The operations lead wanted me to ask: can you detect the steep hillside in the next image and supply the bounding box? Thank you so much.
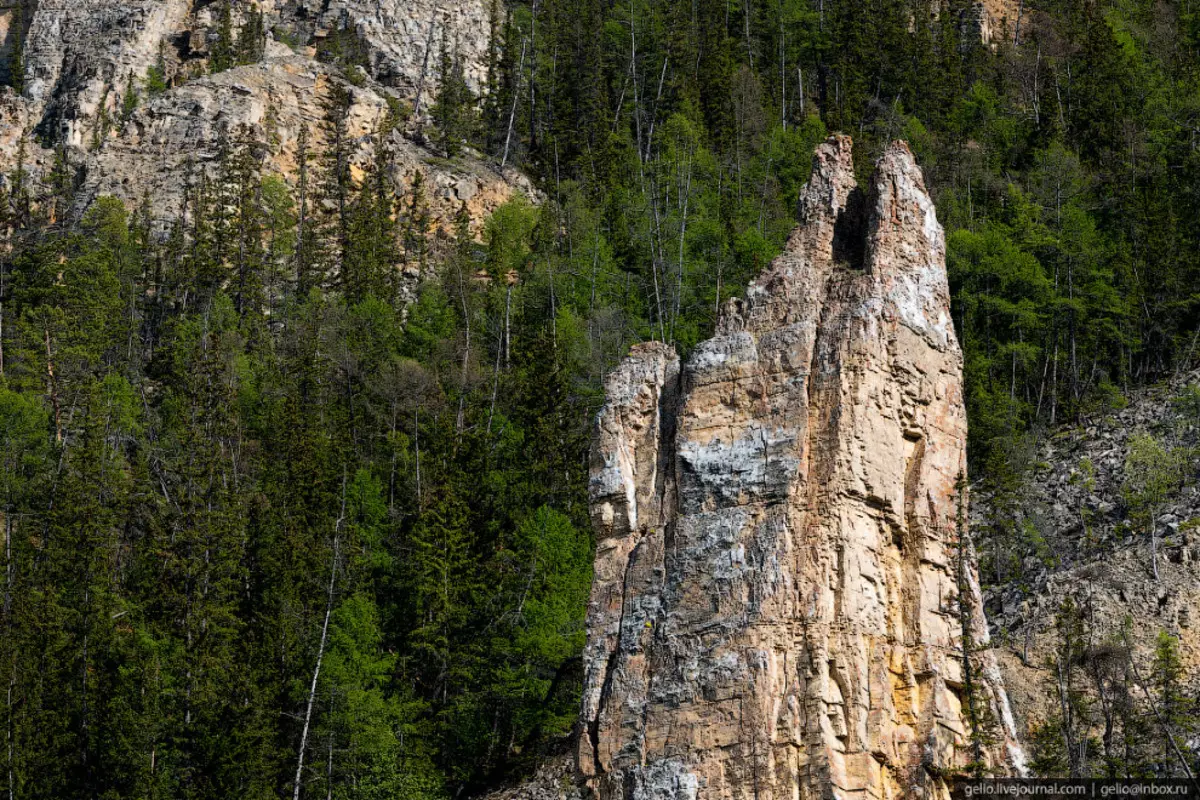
[978,373,1200,772]
[2,0,1200,797]
[0,0,528,243]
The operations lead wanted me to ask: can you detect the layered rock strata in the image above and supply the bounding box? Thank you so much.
[579,136,1023,800]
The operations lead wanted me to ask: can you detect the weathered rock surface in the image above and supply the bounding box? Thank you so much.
[0,0,517,243]
[973,0,1022,45]
[283,0,493,103]
[481,753,583,800]
[12,0,491,139]
[931,0,1021,46]
[977,371,1200,741]
[76,56,531,236]
[21,0,192,148]
[579,136,1024,800]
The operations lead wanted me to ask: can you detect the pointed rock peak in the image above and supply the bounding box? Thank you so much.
[800,133,858,224]
[579,135,1023,800]
[866,139,954,349]
[736,135,948,337]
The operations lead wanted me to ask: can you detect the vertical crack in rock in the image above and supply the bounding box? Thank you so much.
[580,136,1024,799]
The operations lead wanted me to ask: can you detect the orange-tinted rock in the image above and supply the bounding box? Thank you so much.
[579,136,1024,800]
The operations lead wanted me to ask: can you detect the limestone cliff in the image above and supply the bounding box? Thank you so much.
[578,136,1024,800]
[0,0,523,244]
[930,0,1022,46]
[75,56,531,237]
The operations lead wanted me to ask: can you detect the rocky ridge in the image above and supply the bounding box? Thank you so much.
[0,0,523,246]
[575,136,1023,800]
[75,55,531,237]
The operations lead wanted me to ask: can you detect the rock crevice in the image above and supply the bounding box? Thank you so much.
[580,136,1023,800]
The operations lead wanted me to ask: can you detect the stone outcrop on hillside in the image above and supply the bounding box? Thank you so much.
[973,0,1022,45]
[931,0,1022,46]
[0,0,519,245]
[21,0,193,148]
[977,372,1200,740]
[75,56,531,237]
[578,136,1024,800]
[285,0,493,103]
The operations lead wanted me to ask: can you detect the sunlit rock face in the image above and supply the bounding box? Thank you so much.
[0,0,523,255]
[579,135,1024,800]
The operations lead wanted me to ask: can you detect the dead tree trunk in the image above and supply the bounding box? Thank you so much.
[292,479,347,800]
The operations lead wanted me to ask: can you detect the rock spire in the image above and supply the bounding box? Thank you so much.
[579,135,1024,800]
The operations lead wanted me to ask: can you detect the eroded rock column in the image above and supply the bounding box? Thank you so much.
[578,136,1023,800]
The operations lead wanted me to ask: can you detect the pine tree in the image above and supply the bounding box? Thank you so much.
[210,0,235,74]
[432,45,476,158]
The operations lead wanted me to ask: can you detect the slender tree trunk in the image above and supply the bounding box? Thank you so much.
[645,56,669,164]
[296,127,310,291]
[45,327,61,443]
[527,0,539,155]
[1123,632,1197,784]
[4,513,12,800]
[501,38,528,171]
[486,285,511,435]
[1057,656,1078,778]
[504,279,513,370]
[0,262,5,378]
[629,4,646,181]
[293,480,346,800]
[414,408,422,510]
[1150,513,1159,581]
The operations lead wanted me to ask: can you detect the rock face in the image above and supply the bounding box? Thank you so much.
[0,0,518,243]
[291,0,493,103]
[579,136,1024,800]
[76,56,532,236]
[21,0,192,148]
[973,0,1022,45]
[14,0,492,140]
[930,0,1021,46]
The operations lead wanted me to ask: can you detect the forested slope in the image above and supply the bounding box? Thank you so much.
[0,0,1199,797]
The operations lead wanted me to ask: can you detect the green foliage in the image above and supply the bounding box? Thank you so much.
[145,64,168,95]
[431,46,478,157]
[1123,434,1182,520]
[7,0,1200,793]
[5,0,25,93]
[210,1,264,74]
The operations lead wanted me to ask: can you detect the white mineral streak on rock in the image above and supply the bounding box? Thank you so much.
[580,136,1024,800]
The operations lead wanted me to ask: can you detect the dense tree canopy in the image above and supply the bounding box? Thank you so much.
[1,0,1200,795]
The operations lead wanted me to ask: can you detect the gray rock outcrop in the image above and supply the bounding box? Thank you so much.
[579,136,1025,800]
[75,56,532,236]
[0,0,520,244]
[977,370,1200,742]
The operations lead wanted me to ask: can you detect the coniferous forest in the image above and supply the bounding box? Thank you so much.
[2,0,1200,797]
